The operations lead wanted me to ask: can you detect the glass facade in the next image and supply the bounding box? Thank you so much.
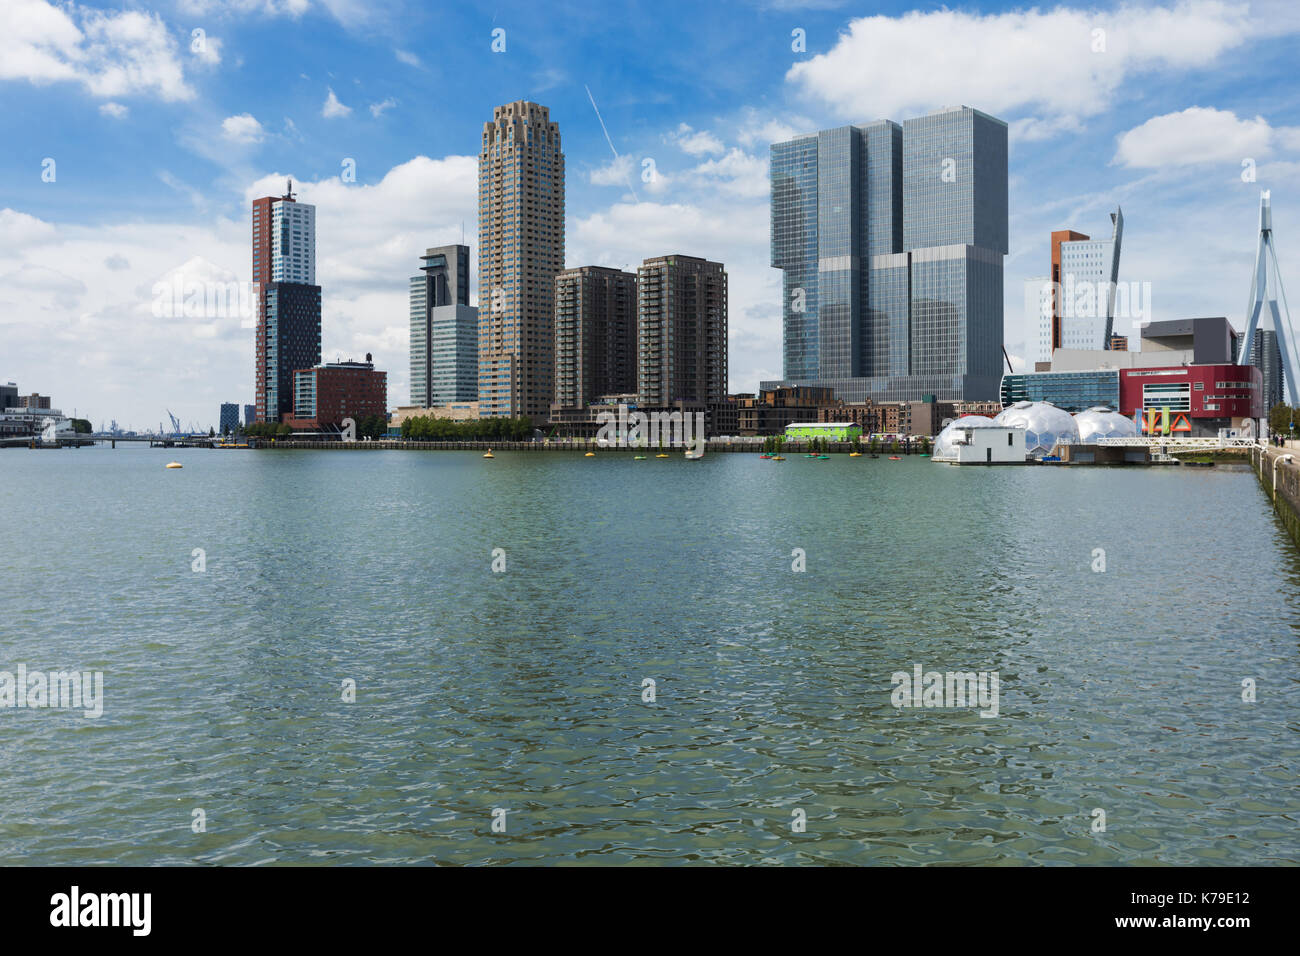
[410,245,475,407]
[865,253,910,377]
[1251,328,1283,412]
[262,283,321,421]
[409,274,428,405]
[902,108,1007,255]
[770,106,1006,403]
[999,369,1120,412]
[771,135,820,380]
[816,127,860,379]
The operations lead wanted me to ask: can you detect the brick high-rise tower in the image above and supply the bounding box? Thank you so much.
[478,101,565,422]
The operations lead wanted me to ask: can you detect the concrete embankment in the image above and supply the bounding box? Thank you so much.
[1252,445,1300,549]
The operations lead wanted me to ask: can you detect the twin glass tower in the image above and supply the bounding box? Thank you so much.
[768,106,1008,403]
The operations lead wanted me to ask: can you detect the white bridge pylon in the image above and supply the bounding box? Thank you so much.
[1239,190,1299,406]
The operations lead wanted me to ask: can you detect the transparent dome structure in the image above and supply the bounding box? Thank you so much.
[993,401,1079,456]
[932,415,995,461]
[1074,406,1137,443]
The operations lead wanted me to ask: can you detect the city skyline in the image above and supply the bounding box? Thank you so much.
[4,0,1300,428]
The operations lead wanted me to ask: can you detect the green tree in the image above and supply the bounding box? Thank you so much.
[70,418,92,434]
[1269,403,1294,438]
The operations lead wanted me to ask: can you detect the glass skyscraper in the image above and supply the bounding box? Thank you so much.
[767,106,1007,403]
[410,245,477,407]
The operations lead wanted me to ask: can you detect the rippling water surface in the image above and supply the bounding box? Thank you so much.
[1,445,1297,865]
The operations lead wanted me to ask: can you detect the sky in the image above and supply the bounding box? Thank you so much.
[2,0,1300,430]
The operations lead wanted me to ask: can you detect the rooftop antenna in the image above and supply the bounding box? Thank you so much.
[285,178,296,201]
[1239,190,1298,405]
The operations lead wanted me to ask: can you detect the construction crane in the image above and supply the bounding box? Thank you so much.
[166,410,182,436]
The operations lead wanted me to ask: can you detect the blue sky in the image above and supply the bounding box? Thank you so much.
[3,0,1300,429]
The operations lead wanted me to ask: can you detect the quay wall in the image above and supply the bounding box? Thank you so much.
[1252,445,1300,549]
[253,439,931,455]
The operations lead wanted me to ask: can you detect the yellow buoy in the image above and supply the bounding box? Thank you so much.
[165,461,183,469]
[483,450,495,459]
[585,451,596,457]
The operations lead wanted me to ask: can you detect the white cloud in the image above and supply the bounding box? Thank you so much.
[394,49,420,68]
[670,123,725,156]
[99,101,128,118]
[322,86,351,118]
[221,112,265,143]
[736,110,807,149]
[786,2,1277,133]
[0,208,57,246]
[1009,114,1084,143]
[176,0,309,17]
[369,97,396,118]
[191,32,222,66]
[689,148,768,198]
[1114,106,1284,168]
[0,0,195,101]
[590,154,634,187]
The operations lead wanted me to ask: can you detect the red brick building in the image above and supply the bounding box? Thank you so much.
[286,359,387,431]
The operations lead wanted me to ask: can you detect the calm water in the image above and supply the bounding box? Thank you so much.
[1,445,1297,865]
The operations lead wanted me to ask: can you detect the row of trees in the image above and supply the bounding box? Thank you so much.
[401,415,534,442]
[238,415,390,439]
[244,422,294,438]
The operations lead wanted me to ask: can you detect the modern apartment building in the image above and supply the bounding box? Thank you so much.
[219,403,240,433]
[767,106,1007,403]
[478,100,565,422]
[553,266,638,411]
[1037,208,1125,363]
[410,245,477,407]
[637,255,728,406]
[253,181,321,422]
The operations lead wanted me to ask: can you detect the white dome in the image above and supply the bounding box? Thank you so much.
[993,401,1079,456]
[932,415,995,460]
[1074,406,1137,443]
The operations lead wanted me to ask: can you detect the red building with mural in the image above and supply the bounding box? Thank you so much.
[1119,364,1263,436]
